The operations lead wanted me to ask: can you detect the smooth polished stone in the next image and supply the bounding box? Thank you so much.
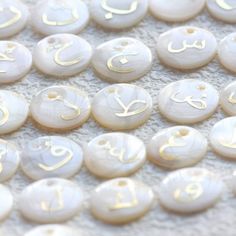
[85,133,146,178]
[21,136,83,180]
[0,0,29,39]
[156,26,217,70]
[0,90,29,134]
[33,34,92,77]
[0,139,20,182]
[90,0,148,30]
[92,84,152,130]
[92,37,152,83]
[149,0,206,22]
[158,79,219,124]
[0,41,32,84]
[159,168,223,213]
[19,178,83,223]
[147,126,207,169]
[0,184,13,221]
[31,0,89,35]
[207,0,236,23]
[30,86,91,131]
[90,178,154,224]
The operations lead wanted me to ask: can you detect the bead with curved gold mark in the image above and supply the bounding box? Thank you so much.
[0,6,22,29]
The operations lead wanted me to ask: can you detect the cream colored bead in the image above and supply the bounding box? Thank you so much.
[33,34,92,77]
[92,84,152,130]
[157,26,217,70]
[92,37,152,83]
[0,90,29,134]
[158,79,219,124]
[0,184,13,221]
[85,133,146,178]
[30,86,91,131]
[158,168,223,213]
[21,136,83,180]
[147,126,207,169]
[0,41,32,84]
[149,0,206,22]
[19,178,83,223]
[207,0,236,23]
[0,0,29,39]
[31,0,89,36]
[90,0,148,30]
[90,178,154,224]
[0,139,20,182]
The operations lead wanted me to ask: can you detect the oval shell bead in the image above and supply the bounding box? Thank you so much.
[0,185,13,221]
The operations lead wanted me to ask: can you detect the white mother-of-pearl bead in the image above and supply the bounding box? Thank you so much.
[0,41,32,84]
[158,79,219,124]
[18,178,83,223]
[0,90,29,134]
[0,139,20,182]
[90,178,154,224]
[33,34,92,77]
[21,136,83,180]
[90,0,148,30]
[147,126,207,169]
[92,84,153,130]
[92,37,152,83]
[30,86,91,131]
[85,133,146,178]
[31,0,89,36]
[156,26,217,70]
[158,168,223,214]
[207,0,236,23]
[149,0,206,22]
[0,184,13,221]
[0,0,29,39]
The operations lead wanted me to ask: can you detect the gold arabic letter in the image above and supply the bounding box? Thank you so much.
[0,6,22,29]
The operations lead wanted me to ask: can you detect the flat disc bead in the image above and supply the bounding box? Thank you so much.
[90,0,148,30]
[21,136,83,180]
[0,0,29,39]
[92,84,153,130]
[0,185,13,221]
[156,26,217,70]
[147,126,207,169]
[149,0,206,22]
[85,133,146,178]
[30,86,91,131]
[33,34,92,77]
[18,178,83,223]
[90,178,154,224]
[158,168,223,214]
[31,0,89,36]
[158,79,219,124]
[92,37,152,83]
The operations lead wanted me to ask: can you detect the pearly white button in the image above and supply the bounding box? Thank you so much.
[147,126,207,169]
[158,79,219,124]
[0,0,29,39]
[210,117,236,159]
[0,185,13,221]
[207,0,236,23]
[19,178,83,223]
[0,41,32,84]
[85,133,146,178]
[0,139,20,182]
[21,136,83,180]
[156,26,217,70]
[0,90,29,135]
[30,86,91,131]
[92,84,152,130]
[90,178,154,224]
[33,34,92,77]
[149,0,206,22]
[158,168,223,214]
[92,37,152,83]
[31,0,89,36]
[90,0,148,30]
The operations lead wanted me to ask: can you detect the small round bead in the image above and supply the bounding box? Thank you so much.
[0,184,13,221]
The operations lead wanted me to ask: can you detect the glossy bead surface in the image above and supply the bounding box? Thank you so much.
[0,184,13,221]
